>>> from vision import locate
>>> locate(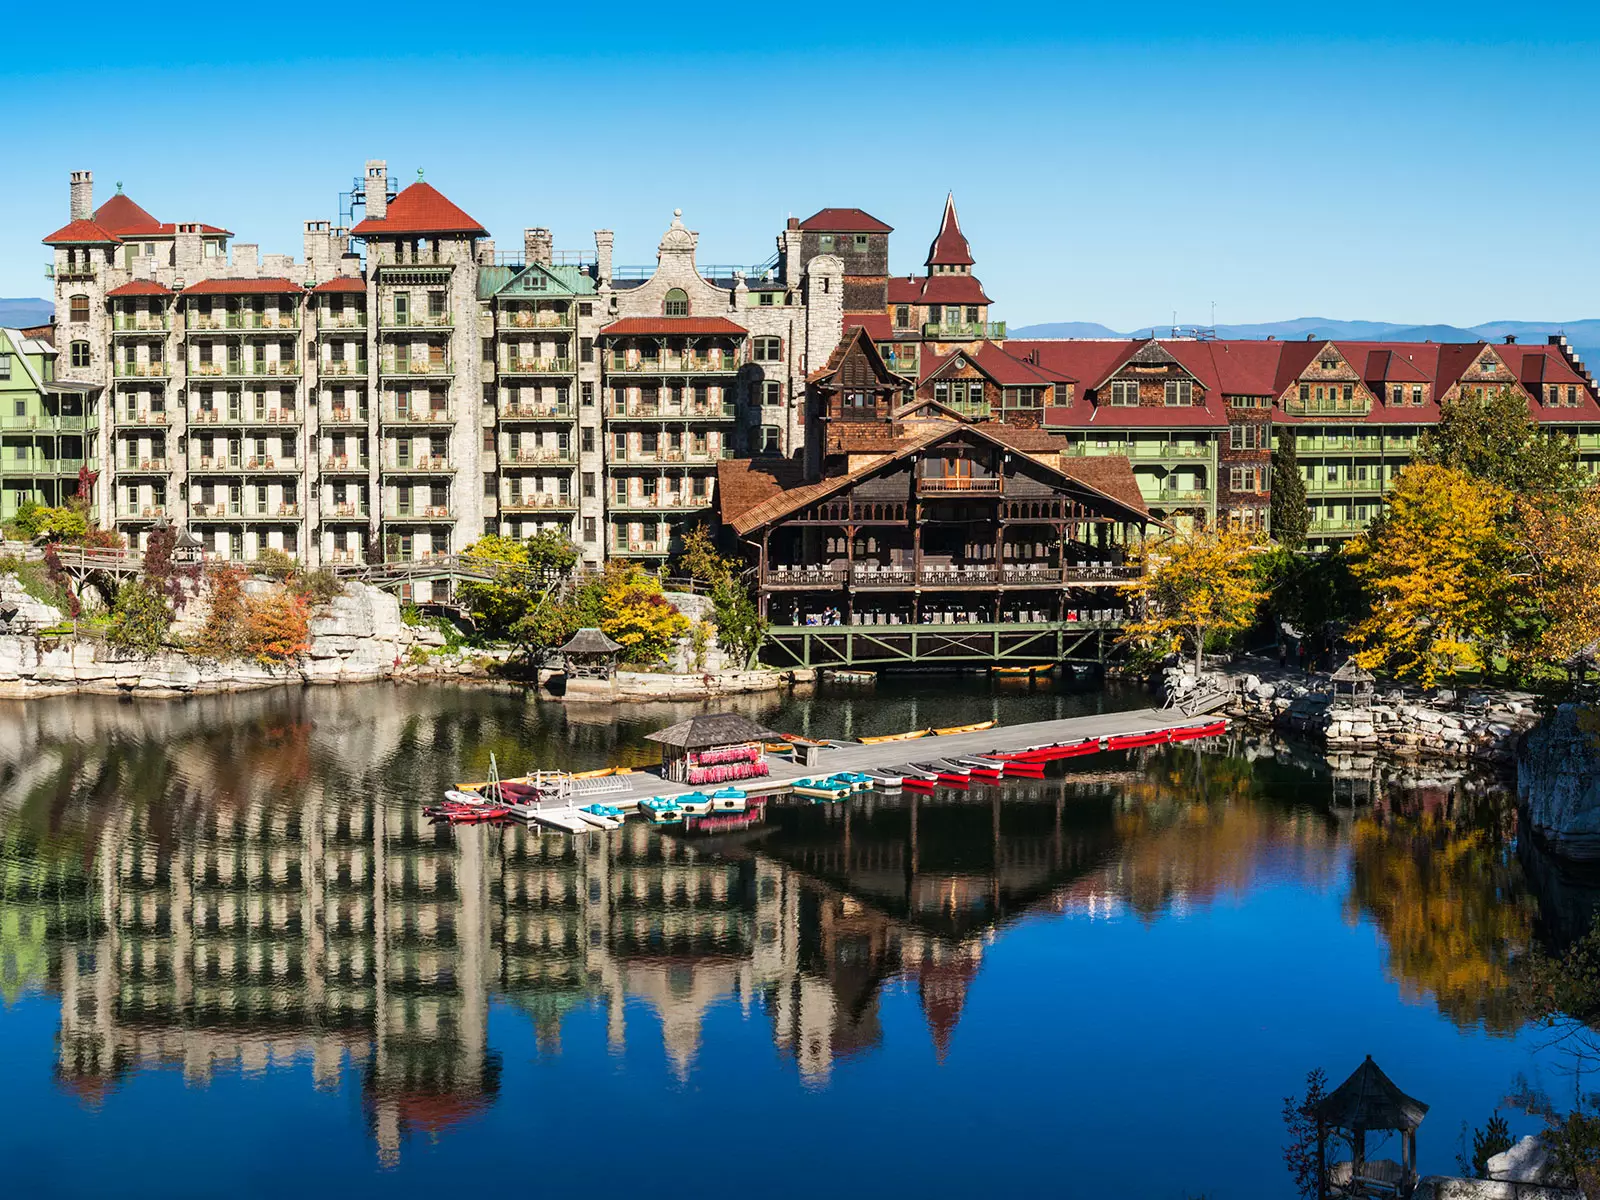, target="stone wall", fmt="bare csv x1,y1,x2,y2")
1166,661,1544,768
1517,703,1600,861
